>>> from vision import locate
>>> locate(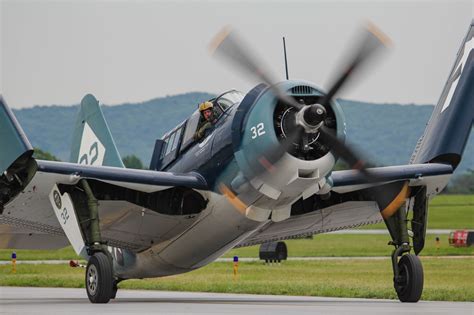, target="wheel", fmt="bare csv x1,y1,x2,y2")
86,252,113,303
395,254,424,302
